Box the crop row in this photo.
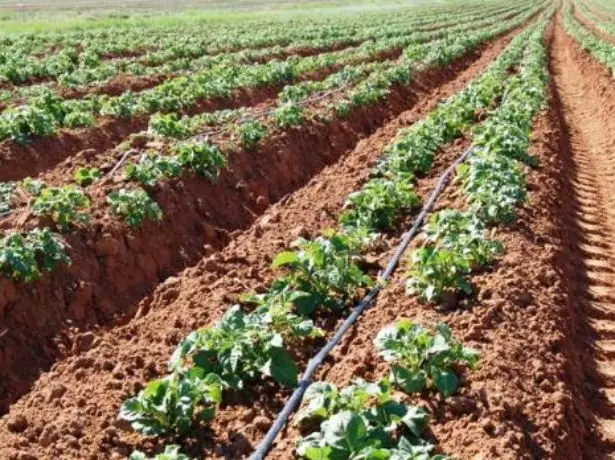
[0,0,528,89]
[0,0,534,112]
[292,23,549,460]
[406,20,548,305]
[0,6,543,287]
[0,0,526,99]
[0,1,544,147]
[0,0,524,58]
[562,3,615,72]
[115,18,549,459]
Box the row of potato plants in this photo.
[0,5,437,60]
[0,10,415,84]
[0,12,427,99]
[0,0,525,68]
[574,0,615,37]
[118,23,542,460]
[0,1,543,145]
[0,0,531,97]
[139,7,542,154]
[0,7,542,285]
[287,22,551,460]
[406,22,549,304]
[0,1,496,85]
[562,3,615,72]
[276,19,550,460]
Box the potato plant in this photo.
[31,185,91,232]
[374,320,479,397]
[0,229,69,282]
[107,188,163,228]
[295,379,445,459]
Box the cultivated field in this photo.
[0,0,614,458]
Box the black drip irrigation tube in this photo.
[250,145,477,460]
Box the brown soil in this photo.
[549,13,615,459]
[0,27,529,459]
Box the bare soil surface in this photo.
[550,13,615,459]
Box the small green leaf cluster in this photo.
[296,379,446,460]
[348,65,411,107]
[241,285,325,342]
[126,153,184,187]
[340,178,420,233]
[235,119,267,148]
[148,113,192,139]
[279,63,374,104]
[0,182,16,216]
[148,109,247,142]
[407,210,503,302]
[125,141,226,187]
[120,370,224,436]
[100,91,144,119]
[107,188,163,228]
[169,305,303,390]
[0,228,69,282]
[31,185,91,232]
[273,102,306,128]
[174,141,227,179]
[130,445,192,460]
[374,320,479,397]
[21,177,46,196]
[457,153,526,224]
[73,167,102,187]
[271,231,372,315]
[0,105,57,144]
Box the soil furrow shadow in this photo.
[550,13,615,458]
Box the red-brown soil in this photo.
[0,26,531,459]
[549,13,615,459]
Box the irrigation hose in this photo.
[250,145,476,460]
